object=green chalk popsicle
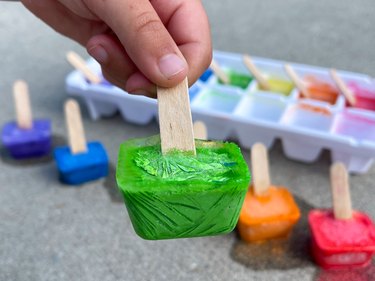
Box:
[116,135,250,240]
[218,69,253,89]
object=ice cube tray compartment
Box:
[280,102,334,132]
[234,92,288,123]
[65,50,375,173]
[331,109,375,143]
[202,53,254,90]
[190,86,243,140]
[347,81,375,112]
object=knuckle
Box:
[133,11,164,35]
[102,68,127,88]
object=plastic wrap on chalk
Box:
[116,135,251,239]
[134,145,237,182]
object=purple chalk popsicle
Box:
[2,119,51,159]
[1,80,51,159]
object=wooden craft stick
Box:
[64,99,88,154]
[330,69,357,106]
[66,51,101,84]
[243,54,270,90]
[330,162,352,220]
[13,80,33,129]
[193,121,208,140]
[210,59,230,84]
[157,77,196,155]
[251,143,271,196]
[285,64,310,98]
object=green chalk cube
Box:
[116,135,250,240]
[218,69,253,89]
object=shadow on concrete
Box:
[103,163,124,204]
[231,195,315,270]
[0,134,66,167]
[313,263,374,281]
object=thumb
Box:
[86,0,188,87]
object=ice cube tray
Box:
[65,50,375,174]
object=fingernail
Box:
[158,54,186,79]
[88,45,108,63]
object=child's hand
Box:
[22,0,212,97]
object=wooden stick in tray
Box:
[330,69,357,106]
[66,51,101,85]
[210,59,230,85]
[285,64,310,98]
[243,54,271,91]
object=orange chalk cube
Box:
[238,186,301,242]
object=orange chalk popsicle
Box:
[284,64,339,104]
[303,75,339,105]
[237,143,300,243]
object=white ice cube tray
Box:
[65,50,375,174]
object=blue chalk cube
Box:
[199,68,213,82]
[54,141,109,185]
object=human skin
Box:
[21,0,212,97]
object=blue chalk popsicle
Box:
[1,80,51,159]
[54,141,108,184]
[54,99,108,185]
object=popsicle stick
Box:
[243,54,270,90]
[330,69,357,106]
[284,64,310,98]
[251,143,271,196]
[13,80,33,129]
[158,77,196,155]
[66,51,101,84]
[330,162,352,220]
[64,99,87,154]
[210,59,230,84]
[193,121,208,140]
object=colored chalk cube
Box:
[238,186,301,242]
[1,119,51,159]
[116,135,250,240]
[303,75,339,105]
[347,82,375,111]
[309,210,375,269]
[258,77,294,96]
[199,68,213,82]
[218,69,253,89]
[54,141,109,185]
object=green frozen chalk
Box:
[116,135,250,240]
[218,69,253,89]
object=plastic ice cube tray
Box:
[65,50,375,174]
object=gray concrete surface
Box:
[0,1,374,280]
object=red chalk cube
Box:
[309,210,375,269]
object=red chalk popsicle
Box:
[309,163,375,269]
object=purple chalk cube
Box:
[1,119,51,159]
